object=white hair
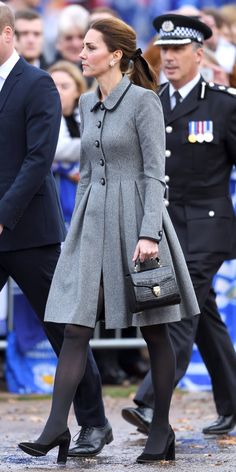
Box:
[58,5,89,36]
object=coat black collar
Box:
[90,75,132,112]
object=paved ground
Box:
[0,389,236,472]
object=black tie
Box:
[173,90,182,109]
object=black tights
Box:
[37,312,175,454]
[37,324,94,444]
[37,285,104,444]
[140,324,176,454]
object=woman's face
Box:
[51,70,79,116]
[79,28,113,79]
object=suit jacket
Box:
[0,57,66,251]
[159,79,236,261]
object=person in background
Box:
[143,6,232,87]
[200,46,229,86]
[14,9,48,69]
[122,13,236,438]
[18,16,199,465]
[219,4,236,87]
[201,7,236,76]
[220,4,236,46]
[54,5,89,66]
[49,60,86,226]
[51,4,92,87]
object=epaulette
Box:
[205,81,236,96]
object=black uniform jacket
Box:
[159,79,236,261]
[0,57,66,251]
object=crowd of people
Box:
[0,0,235,465]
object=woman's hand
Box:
[132,239,159,263]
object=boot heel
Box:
[165,439,175,460]
[57,439,70,464]
[106,430,114,445]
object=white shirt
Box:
[169,73,201,109]
[0,49,20,92]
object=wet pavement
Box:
[1,389,236,471]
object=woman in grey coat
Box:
[19,17,199,464]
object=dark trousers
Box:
[135,255,236,417]
[0,245,105,426]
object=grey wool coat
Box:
[45,75,199,329]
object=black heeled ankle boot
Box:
[18,429,71,464]
[136,426,175,463]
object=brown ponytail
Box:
[90,18,158,91]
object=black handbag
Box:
[125,258,181,313]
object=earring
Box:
[109,60,114,67]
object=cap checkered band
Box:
[160,26,204,43]
[154,38,192,46]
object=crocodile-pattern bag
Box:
[125,259,181,313]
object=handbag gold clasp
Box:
[152,285,161,297]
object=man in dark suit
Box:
[122,14,236,436]
[0,2,112,455]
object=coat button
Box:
[165,150,171,158]
[209,210,215,217]
[100,178,105,185]
[99,158,105,166]
[95,140,99,147]
[166,126,172,133]
[97,121,102,128]
[100,103,105,110]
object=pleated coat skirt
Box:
[45,75,199,329]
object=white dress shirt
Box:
[0,49,20,92]
[169,73,201,109]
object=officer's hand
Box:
[0,224,3,235]
[132,239,159,263]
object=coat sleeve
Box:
[0,73,61,230]
[134,90,166,241]
[73,95,91,211]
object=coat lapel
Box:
[0,58,24,112]
[160,80,202,125]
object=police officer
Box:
[122,13,236,436]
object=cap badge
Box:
[162,20,174,32]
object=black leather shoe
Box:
[121,406,153,434]
[68,421,113,457]
[202,415,236,435]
